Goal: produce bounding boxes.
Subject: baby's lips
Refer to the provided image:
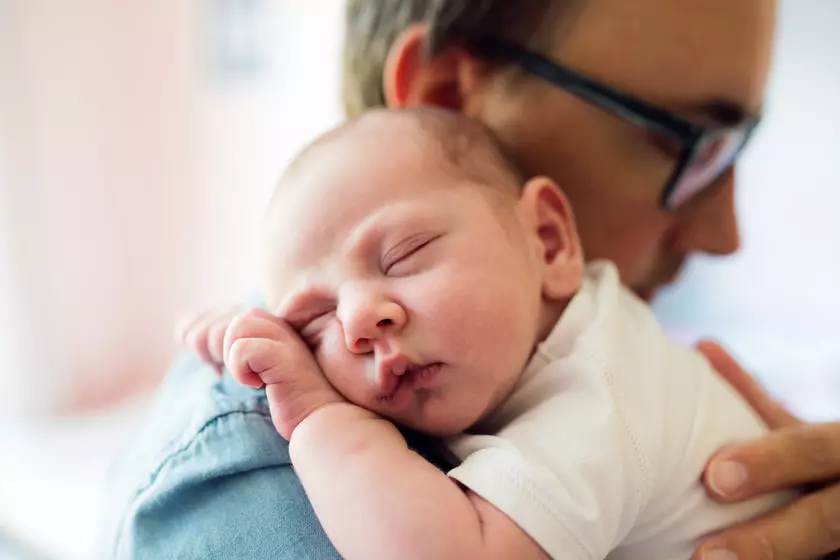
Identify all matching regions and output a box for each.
[375,353,410,396]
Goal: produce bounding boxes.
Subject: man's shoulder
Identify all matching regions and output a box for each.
[104,354,302,558]
[113,353,287,481]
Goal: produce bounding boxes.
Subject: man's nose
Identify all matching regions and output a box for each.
[339,294,407,354]
[672,168,741,257]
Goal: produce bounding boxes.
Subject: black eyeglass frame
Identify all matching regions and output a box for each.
[468,36,761,210]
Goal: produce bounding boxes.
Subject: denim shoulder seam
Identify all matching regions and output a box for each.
[112,408,273,557]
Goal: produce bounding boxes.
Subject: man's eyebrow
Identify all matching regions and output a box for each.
[680,99,761,126]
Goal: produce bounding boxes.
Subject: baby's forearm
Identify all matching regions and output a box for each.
[289,403,486,560]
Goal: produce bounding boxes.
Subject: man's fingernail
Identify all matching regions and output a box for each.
[702,549,739,560]
[708,460,748,495]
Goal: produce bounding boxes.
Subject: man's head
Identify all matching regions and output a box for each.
[261,109,583,435]
[342,0,777,301]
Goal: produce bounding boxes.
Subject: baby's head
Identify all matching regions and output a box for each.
[262,109,583,436]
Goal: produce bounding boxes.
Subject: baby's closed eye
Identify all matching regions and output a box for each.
[382,233,442,276]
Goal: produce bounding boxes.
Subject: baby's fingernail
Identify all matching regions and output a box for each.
[708,460,747,495]
[702,549,738,560]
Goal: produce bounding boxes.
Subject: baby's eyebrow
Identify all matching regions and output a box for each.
[343,218,385,260]
[342,200,436,259]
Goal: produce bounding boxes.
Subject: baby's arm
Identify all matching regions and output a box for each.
[224,309,549,560]
[292,404,549,560]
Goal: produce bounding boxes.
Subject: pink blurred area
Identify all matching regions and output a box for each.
[1,0,344,416]
[1,2,345,557]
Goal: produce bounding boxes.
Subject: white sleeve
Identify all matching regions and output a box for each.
[446,350,649,560]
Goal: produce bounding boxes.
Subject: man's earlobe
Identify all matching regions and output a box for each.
[521,177,584,300]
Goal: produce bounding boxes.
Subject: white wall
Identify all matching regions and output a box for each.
[0,0,35,415]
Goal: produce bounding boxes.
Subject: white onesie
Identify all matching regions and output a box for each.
[446,261,793,560]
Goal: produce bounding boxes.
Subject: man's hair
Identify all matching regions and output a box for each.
[342,0,565,118]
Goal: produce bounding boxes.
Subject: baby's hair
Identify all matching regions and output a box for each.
[278,108,526,199]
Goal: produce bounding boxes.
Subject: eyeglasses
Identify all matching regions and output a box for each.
[469,36,761,211]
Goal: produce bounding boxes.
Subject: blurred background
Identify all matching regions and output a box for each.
[0,0,837,558]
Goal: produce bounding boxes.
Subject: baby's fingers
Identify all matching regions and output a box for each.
[223,309,290,364]
[176,310,219,367]
[176,305,245,371]
[206,320,229,366]
[226,337,285,388]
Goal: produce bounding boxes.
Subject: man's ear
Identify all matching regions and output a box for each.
[518,177,584,300]
[383,24,485,111]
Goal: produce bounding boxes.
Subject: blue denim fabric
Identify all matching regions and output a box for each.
[104,354,339,559]
[104,353,452,559]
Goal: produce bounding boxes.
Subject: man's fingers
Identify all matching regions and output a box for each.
[696,482,840,560]
[706,422,840,502]
[696,340,799,429]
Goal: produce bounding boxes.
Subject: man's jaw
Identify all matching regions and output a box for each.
[633,260,685,303]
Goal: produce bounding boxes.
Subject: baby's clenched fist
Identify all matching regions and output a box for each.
[223,308,345,440]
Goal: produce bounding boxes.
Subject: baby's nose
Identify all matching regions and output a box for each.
[341,301,407,354]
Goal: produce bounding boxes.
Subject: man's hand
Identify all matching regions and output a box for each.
[694,341,840,560]
[224,308,345,440]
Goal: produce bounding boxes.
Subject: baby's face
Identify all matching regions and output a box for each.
[262,136,553,436]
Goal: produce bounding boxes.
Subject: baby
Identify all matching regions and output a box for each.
[222,108,791,559]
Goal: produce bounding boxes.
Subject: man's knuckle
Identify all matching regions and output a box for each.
[752,530,778,560]
[798,427,840,475]
[819,485,840,544]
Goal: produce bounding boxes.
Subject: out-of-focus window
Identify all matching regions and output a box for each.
[0,1,344,417]
[655,0,840,421]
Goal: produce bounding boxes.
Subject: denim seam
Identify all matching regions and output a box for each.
[112,408,273,558]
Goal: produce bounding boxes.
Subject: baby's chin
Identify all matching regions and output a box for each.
[383,406,482,438]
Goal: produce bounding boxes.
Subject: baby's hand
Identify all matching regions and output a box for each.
[175,304,245,373]
[223,308,345,440]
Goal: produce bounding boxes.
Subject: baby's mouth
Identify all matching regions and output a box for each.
[377,361,443,402]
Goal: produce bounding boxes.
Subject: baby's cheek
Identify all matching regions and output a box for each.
[445,270,534,359]
[316,329,369,404]
[315,331,348,388]
[419,287,500,360]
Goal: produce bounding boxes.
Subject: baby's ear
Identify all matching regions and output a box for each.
[517,177,584,300]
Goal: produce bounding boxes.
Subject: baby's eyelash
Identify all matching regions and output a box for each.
[382,234,439,273]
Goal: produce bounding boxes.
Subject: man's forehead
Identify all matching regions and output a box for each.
[557,0,775,115]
